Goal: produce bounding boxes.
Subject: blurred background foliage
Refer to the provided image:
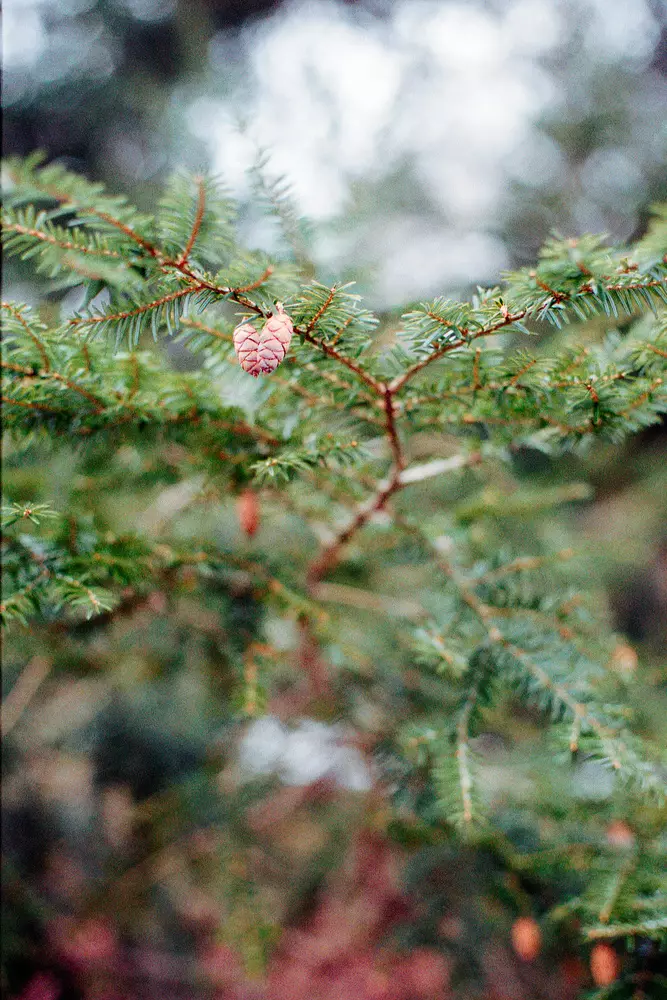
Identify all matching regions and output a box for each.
[2,1,667,998]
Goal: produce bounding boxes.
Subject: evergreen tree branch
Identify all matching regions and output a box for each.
[598,854,638,925]
[585,917,667,940]
[1,301,51,370]
[69,286,196,329]
[390,308,528,391]
[176,175,206,266]
[455,677,484,825]
[2,220,123,258]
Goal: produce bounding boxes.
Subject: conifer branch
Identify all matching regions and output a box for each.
[179,318,232,342]
[474,550,574,583]
[299,328,384,392]
[176,176,206,266]
[383,386,406,473]
[1,360,37,376]
[2,221,123,258]
[306,475,401,585]
[2,395,66,415]
[585,916,667,940]
[455,677,484,825]
[47,371,106,411]
[235,266,274,294]
[1,302,51,370]
[598,854,637,924]
[69,287,195,328]
[390,309,528,391]
[2,162,667,960]
[498,639,618,759]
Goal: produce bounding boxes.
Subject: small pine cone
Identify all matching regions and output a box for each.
[232,322,259,371]
[237,487,260,538]
[233,304,293,377]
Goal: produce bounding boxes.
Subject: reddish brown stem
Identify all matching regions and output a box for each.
[47,372,105,411]
[2,395,66,414]
[3,222,122,258]
[306,382,405,585]
[176,177,206,266]
[305,287,336,335]
[389,311,529,392]
[69,287,194,327]
[299,329,383,393]
[1,360,36,376]
[235,265,274,294]
[2,302,51,371]
[306,476,400,586]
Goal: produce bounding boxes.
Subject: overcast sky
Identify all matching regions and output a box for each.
[4,0,667,305]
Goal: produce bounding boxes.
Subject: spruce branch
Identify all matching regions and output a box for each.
[2,161,667,962]
[1,301,51,370]
[585,917,667,941]
[455,675,485,826]
[176,175,206,266]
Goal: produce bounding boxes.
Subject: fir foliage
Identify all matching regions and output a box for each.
[2,158,667,986]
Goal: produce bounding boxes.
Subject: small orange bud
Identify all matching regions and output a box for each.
[237,488,260,538]
[590,943,620,986]
[606,820,635,850]
[610,643,638,677]
[511,917,541,961]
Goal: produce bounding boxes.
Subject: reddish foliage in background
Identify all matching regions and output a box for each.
[13,822,605,1000]
[16,973,61,1000]
[266,830,450,1000]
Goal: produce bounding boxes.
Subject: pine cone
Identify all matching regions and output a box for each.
[233,305,293,377]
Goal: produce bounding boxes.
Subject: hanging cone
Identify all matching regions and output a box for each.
[233,304,293,377]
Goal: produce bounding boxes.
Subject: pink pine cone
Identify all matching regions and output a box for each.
[233,306,294,377]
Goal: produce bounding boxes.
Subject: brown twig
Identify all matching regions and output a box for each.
[48,371,105,411]
[178,318,232,342]
[389,310,529,392]
[2,302,51,371]
[472,347,482,390]
[509,358,537,386]
[2,395,66,414]
[530,272,567,301]
[305,286,336,335]
[300,328,384,393]
[235,265,274,294]
[176,176,206,266]
[69,287,194,327]
[2,221,123,258]
[383,386,405,473]
[91,211,159,256]
[1,360,37,376]
[305,473,401,586]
